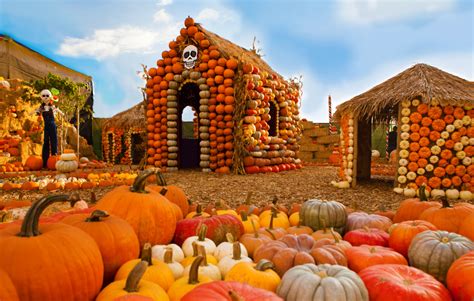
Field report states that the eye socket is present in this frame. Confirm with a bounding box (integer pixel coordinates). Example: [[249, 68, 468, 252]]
[[191, 51, 196, 57], [184, 52, 190, 59]]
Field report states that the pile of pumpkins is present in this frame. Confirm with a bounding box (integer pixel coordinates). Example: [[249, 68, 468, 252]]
[[0, 169, 473, 301]]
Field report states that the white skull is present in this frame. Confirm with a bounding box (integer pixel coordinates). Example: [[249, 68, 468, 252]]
[[182, 45, 198, 69], [40, 89, 52, 103]]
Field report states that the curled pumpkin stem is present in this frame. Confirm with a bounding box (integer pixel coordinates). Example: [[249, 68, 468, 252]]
[[124, 261, 148, 293], [140, 243, 153, 266], [130, 169, 156, 193], [85, 210, 109, 222]]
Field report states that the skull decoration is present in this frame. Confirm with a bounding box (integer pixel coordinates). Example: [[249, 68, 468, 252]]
[[182, 45, 198, 69], [40, 89, 52, 104]]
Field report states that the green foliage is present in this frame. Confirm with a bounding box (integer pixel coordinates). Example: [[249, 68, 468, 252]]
[[25, 73, 91, 121]]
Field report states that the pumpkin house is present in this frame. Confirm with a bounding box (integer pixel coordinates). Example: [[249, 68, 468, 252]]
[[333, 63, 474, 197], [144, 17, 303, 174], [102, 102, 146, 165]]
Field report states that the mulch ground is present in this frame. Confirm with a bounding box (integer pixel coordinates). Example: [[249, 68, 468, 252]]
[[1, 165, 412, 213]]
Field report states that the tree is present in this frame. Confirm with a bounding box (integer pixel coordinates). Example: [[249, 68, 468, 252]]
[[26, 73, 91, 155]]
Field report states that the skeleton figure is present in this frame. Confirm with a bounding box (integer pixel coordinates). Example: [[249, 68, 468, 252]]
[[36, 89, 63, 168], [182, 45, 198, 69]]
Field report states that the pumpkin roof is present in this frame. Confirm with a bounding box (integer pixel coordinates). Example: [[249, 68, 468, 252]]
[[334, 63, 474, 121], [102, 101, 146, 131], [196, 24, 282, 78]]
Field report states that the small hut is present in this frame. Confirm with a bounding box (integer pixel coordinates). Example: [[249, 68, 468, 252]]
[[334, 63, 474, 195], [102, 102, 146, 165], [144, 17, 303, 173]]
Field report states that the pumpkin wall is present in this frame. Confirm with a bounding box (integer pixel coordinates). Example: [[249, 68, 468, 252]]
[[102, 127, 145, 165], [145, 17, 302, 174], [396, 99, 473, 195], [337, 112, 355, 186]]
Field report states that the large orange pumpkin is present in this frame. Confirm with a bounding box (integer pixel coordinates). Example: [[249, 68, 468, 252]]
[[346, 245, 407, 273], [0, 194, 104, 301], [388, 220, 436, 257], [61, 209, 140, 285], [419, 198, 474, 233], [459, 212, 474, 241], [148, 172, 190, 215], [95, 169, 177, 248], [393, 186, 441, 222], [25, 155, 43, 171], [447, 251, 474, 301], [0, 268, 19, 301]]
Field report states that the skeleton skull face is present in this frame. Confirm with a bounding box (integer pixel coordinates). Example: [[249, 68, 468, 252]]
[[40, 89, 52, 104], [182, 45, 198, 69]]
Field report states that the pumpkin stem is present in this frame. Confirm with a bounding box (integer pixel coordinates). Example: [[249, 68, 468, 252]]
[[264, 228, 277, 240], [85, 210, 109, 222], [269, 206, 278, 230], [90, 191, 97, 203], [130, 169, 155, 193], [330, 228, 340, 243], [232, 242, 241, 260], [140, 243, 153, 266], [441, 197, 451, 208], [188, 256, 204, 285], [197, 224, 208, 241], [192, 241, 199, 256], [163, 247, 173, 264], [229, 290, 245, 301], [194, 203, 203, 217], [160, 187, 168, 196], [315, 270, 328, 278], [255, 259, 275, 271], [197, 244, 208, 266], [18, 194, 74, 237], [240, 211, 248, 221], [244, 191, 253, 206], [156, 171, 167, 186], [419, 185, 427, 202], [124, 261, 148, 293], [250, 219, 259, 237], [369, 247, 377, 253]]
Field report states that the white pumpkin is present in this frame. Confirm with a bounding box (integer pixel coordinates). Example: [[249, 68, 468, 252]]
[[348, 119, 354, 126], [429, 156, 439, 164], [348, 147, 354, 154], [399, 150, 409, 158], [412, 99, 420, 106], [460, 136, 469, 146], [217, 242, 252, 277], [398, 166, 408, 175], [441, 131, 450, 139], [399, 141, 410, 150], [401, 124, 410, 132], [347, 154, 354, 161], [446, 188, 460, 200], [470, 138, 474, 146], [456, 151, 466, 160], [182, 226, 217, 256], [460, 190, 473, 201], [462, 115, 471, 125], [371, 150, 380, 158], [436, 139, 446, 147], [152, 243, 184, 263], [348, 161, 353, 168], [431, 145, 441, 155], [417, 168, 425, 175], [401, 108, 411, 116], [416, 187, 430, 198], [398, 175, 407, 184], [55, 160, 78, 173], [446, 124, 455, 133], [399, 158, 408, 166], [407, 172, 417, 181], [182, 246, 221, 280], [213, 234, 248, 261], [462, 157, 472, 166], [338, 181, 350, 189], [403, 188, 417, 198], [431, 189, 445, 199], [162, 247, 184, 279], [346, 168, 353, 176], [348, 139, 354, 146], [454, 119, 464, 129], [400, 132, 410, 140], [346, 176, 353, 183], [454, 142, 464, 151], [425, 164, 434, 172], [393, 185, 404, 194], [401, 99, 411, 107], [401, 116, 410, 124], [348, 126, 354, 133]]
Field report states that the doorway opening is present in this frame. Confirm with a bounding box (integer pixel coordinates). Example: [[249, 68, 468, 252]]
[[268, 101, 278, 137], [178, 83, 201, 169], [131, 133, 145, 164], [107, 133, 113, 163]]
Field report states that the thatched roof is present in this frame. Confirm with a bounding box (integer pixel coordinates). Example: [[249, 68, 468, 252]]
[[334, 63, 474, 121], [102, 102, 146, 131], [197, 24, 282, 78]]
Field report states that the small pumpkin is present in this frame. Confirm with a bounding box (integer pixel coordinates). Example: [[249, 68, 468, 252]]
[[388, 220, 436, 257], [346, 212, 392, 232], [217, 241, 252, 277], [25, 155, 43, 171], [225, 259, 281, 292], [343, 227, 389, 247], [162, 247, 184, 279], [214, 233, 248, 261], [182, 281, 283, 301], [167, 256, 213, 301], [408, 230, 474, 282], [300, 199, 347, 234], [359, 264, 451, 301], [182, 245, 221, 280], [239, 221, 273, 257], [96, 261, 169, 301], [182, 224, 217, 256]]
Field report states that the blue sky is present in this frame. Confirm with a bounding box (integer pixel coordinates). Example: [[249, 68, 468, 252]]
[[1, 0, 472, 121]]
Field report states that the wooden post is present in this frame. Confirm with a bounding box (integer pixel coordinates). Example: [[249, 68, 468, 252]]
[[352, 115, 358, 187], [394, 102, 402, 187], [76, 106, 80, 158], [356, 117, 371, 181]]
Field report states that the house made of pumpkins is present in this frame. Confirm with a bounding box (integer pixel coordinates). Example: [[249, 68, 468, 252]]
[[333, 63, 474, 199], [144, 17, 303, 174]]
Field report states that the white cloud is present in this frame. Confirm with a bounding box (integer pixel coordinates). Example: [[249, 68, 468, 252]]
[[153, 8, 172, 23], [338, 0, 455, 25], [157, 0, 172, 6]]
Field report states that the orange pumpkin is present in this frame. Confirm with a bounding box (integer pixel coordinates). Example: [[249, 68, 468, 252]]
[[419, 198, 474, 233], [393, 186, 441, 222], [25, 155, 43, 171], [428, 107, 442, 119], [447, 251, 474, 301], [0, 269, 20, 301], [388, 220, 437, 257], [346, 245, 407, 273], [432, 119, 446, 131], [148, 172, 190, 215]]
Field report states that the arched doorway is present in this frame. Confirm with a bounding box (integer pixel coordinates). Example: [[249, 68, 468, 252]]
[[268, 101, 278, 137], [178, 83, 200, 169]]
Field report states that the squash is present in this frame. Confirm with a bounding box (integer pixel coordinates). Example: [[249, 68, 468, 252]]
[[214, 233, 248, 261], [239, 221, 273, 257], [393, 185, 441, 222], [217, 241, 252, 277], [167, 256, 213, 301], [240, 211, 261, 233], [182, 245, 221, 280], [25, 155, 43, 171], [181, 281, 283, 301], [96, 261, 169, 301], [151, 243, 184, 263], [459, 212, 474, 241], [61, 209, 140, 284], [115, 243, 175, 291], [343, 227, 389, 246], [0, 268, 19, 301], [359, 264, 451, 301], [446, 251, 474, 301], [148, 172, 190, 215], [346, 212, 392, 232], [276, 263, 368, 301], [345, 245, 407, 273], [225, 259, 281, 292], [162, 247, 184, 279], [182, 224, 217, 256], [0, 194, 103, 301], [408, 230, 474, 282], [388, 220, 436, 257], [300, 199, 347, 234], [419, 198, 474, 233], [95, 169, 177, 248], [181, 241, 218, 267], [257, 208, 288, 240]]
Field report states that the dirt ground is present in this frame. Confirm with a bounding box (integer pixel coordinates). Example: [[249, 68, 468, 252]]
[[1, 165, 410, 213]]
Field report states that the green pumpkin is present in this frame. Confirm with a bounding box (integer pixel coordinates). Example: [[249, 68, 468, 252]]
[[300, 199, 347, 234]]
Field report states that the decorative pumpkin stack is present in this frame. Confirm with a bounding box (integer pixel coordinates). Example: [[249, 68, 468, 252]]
[[334, 112, 355, 188], [144, 16, 302, 174], [55, 149, 79, 173]]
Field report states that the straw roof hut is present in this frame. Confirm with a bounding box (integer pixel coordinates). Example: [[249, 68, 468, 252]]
[[144, 17, 302, 173], [102, 102, 146, 164], [333, 63, 474, 194]]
